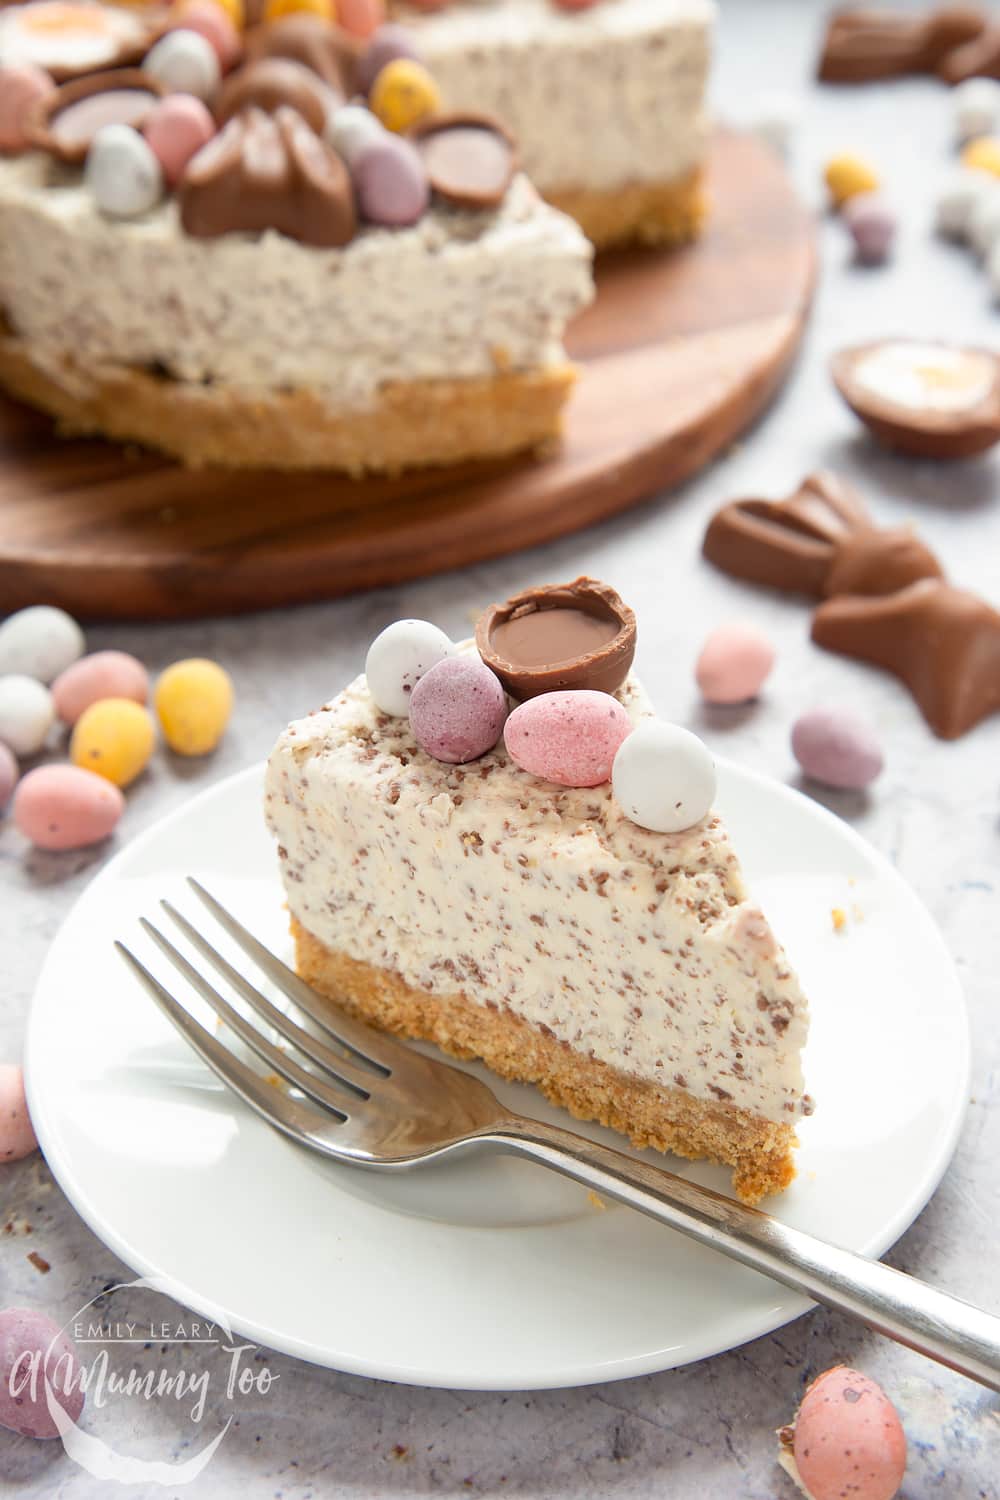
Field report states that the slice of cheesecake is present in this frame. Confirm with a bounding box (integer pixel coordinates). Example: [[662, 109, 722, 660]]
[[265, 658, 810, 1203]]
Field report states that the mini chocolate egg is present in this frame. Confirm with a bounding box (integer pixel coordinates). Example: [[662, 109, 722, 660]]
[[51, 650, 149, 726], [365, 620, 454, 717], [70, 697, 155, 786], [264, 0, 333, 18], [0, 64, 54, 153], [0, 743, 18, 810], [356, 23, 420, 95], [0, 605, 84, 683], [409, 655, 506, 764], [338, 0, 385, 40], [954, 77, 1000, 145], [824, 152, 879, 209], [844, 192, 896, 264], [745, 89, 800, 156], [961, 135, 1000, 179], [791, 706, 883, 790], [154, 657, 233, 755], [504, 691, 632, 788], [968, 181, 1000, 257], [934, 166, 992, 241], [142, 94, 215, 186], [612, 721, 715, 833], [0, 676, 54, 757], [695, 623, 775, 704], [353, 134, 429, 224], [325, 102, 387, 164], [0, 1307, 85, 1439], [143, 28, 221, 102], [13, 763, 124, 849], [369, 57, 439, 134], [167, 1, 242, 70], [0, 1064, 37, 1162], [793, 1367, 906, 1500], [85, 122, 163, 217]]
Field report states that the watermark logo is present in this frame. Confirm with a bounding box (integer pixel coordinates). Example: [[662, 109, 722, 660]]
[[10, 1276, 277, 1485]]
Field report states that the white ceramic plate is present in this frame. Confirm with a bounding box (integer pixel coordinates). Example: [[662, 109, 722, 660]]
[[26, 761, 969, 1391]]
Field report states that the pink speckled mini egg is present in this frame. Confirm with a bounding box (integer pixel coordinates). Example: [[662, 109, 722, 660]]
[[167, 1, 242, 70], [0, 65, 53, 154], [13, 764, 124, 850], [0, 1064, 37, 1163], [143, 95, 216, 187], [504, 690, 632, 787], [695, 622, 775, 704], [409, 656, 506, 764], [51, 650, 149, 726], [794, 1367, 906, 1500], [0, 1308, 84, 1439]]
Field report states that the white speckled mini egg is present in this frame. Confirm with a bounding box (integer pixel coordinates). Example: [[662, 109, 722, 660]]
[[0, 606, 84, 683], [793, 1367, 906, 1500], [365, 619, 455, 717], [611, 721, 716, 833], [0, 676, 54, 757], [143, 27, 220, 102], [85, 123, 164, 219], [325, 103, 387, 164], [954, 77, 1000, 145], [934, 166, 991, 241]]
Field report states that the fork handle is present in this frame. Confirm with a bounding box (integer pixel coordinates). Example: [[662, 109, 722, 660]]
[[489, 1115, 1000, 1392]]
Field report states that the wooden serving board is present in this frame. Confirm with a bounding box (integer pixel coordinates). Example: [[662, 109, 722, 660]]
[[0, 130, 816, 621]]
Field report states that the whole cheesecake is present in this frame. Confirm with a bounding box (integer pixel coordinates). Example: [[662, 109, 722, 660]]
[[266, 580, 811, 1203]]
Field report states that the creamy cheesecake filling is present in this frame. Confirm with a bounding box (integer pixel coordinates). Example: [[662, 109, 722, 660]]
[[265, 667, 809, 1127], [403, 0, 714, 194], [0, 161, 593, 405]]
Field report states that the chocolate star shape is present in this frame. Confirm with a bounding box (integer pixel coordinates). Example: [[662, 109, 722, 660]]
[[178, 106, 356, 248], [818, 5, 987, 81], [702, 472, 942, 599], [812, 579, 1000, 738]]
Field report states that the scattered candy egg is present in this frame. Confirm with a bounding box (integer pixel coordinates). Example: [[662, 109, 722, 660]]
[[967, 180, 1000, 257], [745, 90, 800, 156], [0, 1307, 85, 1439], [793, 1367, 906, 1500], [167, 1, 242, 71], [369, 58, 440, 134], [0, 605, 84, 683], [409, 656, 507, 764], [695, 623, 775, 704], [0, 1064, 37, 1162], [70, 697, 155, 786], [325, 102, 387, 164], [791, 706, 883, 790], [0, 64, 53, 153], [143, 28, 221, 102], [934, 165, 992, 241], [504, 690, 632, 788], [844, 191, 896, 264], [142, 94, 215, 186], [961, 135, 1000, 179], [85, 123, 163, 218], [365, 620, 454, 716], [612, 721, 716, 834], [51, 650, 149, 726], [154, 657, 233, 755], [356, 23, 420, 95], [353, 135, 429, 225], [824, 152, 879, 209], [953, 77, 1000, 144], [0, 676, 54, 757], [0, 743, 18, 810], [264, 0, 333, 19], [338, 0, 385, 39], [13, 764, 124, 849], [208, 0, 244, 25]]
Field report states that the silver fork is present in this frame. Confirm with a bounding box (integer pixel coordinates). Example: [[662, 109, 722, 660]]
[[116, 878, 1000, 1392]]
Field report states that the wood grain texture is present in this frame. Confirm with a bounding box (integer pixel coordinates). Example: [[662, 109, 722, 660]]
[[0, 130, 816, 621]]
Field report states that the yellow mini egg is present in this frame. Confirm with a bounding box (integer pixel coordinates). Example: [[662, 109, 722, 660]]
[[188, 0, 245, 26], [824, 152, 880, 208], [370, 58, 440, 134], [961, 136, 1000, 178], [70, 698, 156, 788], [154, 658, 233, 756], [263, 0, 333, 22]]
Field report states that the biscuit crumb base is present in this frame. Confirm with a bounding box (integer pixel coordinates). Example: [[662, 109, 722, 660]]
[[291, 917, 797, 1204], [546, 168, 708, 250], [0, 330, 577, 472]]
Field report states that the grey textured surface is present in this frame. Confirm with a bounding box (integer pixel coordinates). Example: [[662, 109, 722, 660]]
[[2, 0, 999, 1494]]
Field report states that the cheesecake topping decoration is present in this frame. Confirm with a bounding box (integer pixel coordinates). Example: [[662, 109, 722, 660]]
[[476, 577, 637, 700], [831, 340, 1000, 460], [410, 112, 516, 209], [27, 67, 165, 164], [0, 1, 156, 80]]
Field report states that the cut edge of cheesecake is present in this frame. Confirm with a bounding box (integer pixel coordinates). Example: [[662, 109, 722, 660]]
[[546, 167, 708, 252], [291, 917, 797, 1203]]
